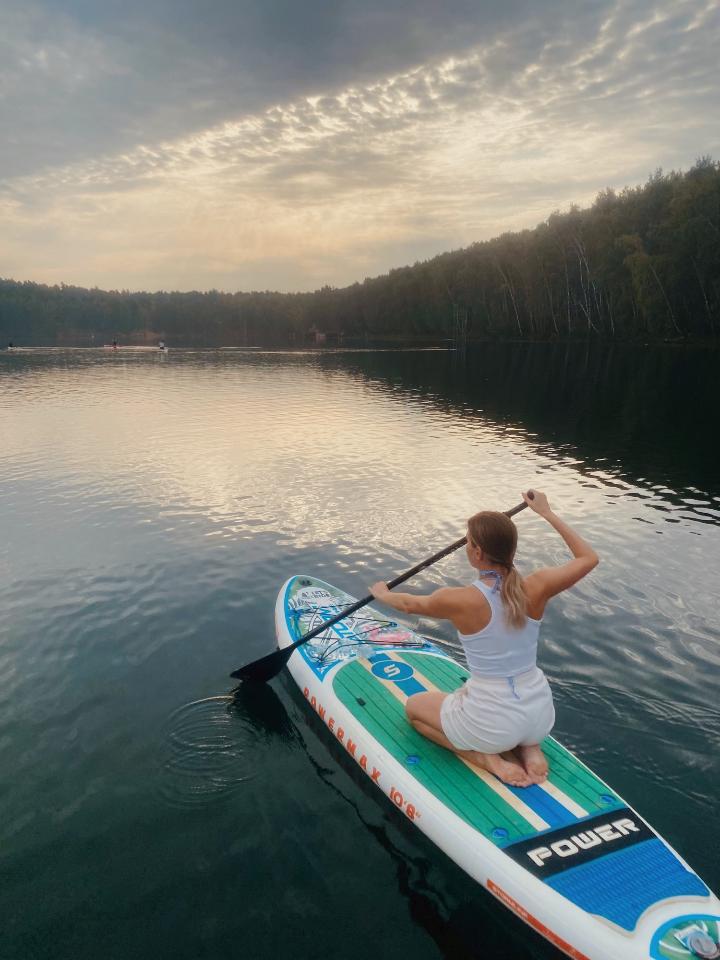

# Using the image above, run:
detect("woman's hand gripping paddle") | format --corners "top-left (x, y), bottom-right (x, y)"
top-left (230, 498), bottom-right (531, 683)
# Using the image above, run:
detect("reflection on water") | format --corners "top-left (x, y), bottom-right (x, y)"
top-left (1, 344), bottom-right (718, 960)
top-left (327, 342), bottom-right (720, 506)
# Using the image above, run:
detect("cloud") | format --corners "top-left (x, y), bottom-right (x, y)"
top-left (1, 0), bottom-right (718, 291)
top-left (1, 0), bottom-right (572, 178)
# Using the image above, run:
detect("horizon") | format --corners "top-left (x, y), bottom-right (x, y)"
top-left (1, 0), bottom-right (719, 294)
top-left (0, 160), bottom-right (711, 299)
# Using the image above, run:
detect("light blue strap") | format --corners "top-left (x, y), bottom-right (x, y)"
top-left (476, 569), bottom-right (503, 594)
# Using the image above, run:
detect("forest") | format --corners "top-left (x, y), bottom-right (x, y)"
top-left (1, 159), bottom-right (718, 347)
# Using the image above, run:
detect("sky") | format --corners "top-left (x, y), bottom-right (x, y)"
top-left (1, 0), bottom-right (718, 293)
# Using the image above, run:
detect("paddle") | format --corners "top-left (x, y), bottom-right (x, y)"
top-left (230, 497), bottom-right (532, 683)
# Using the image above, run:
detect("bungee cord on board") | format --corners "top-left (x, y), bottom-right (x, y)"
top-left (289, 604), bottom-right (428, 667)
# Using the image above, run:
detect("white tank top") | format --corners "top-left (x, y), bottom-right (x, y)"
top-left (457, 578), bottom-right (541, 679)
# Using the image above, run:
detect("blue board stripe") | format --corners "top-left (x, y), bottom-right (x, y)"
top-left (505, 783), bottom-right (575, 828)
top-left (396, 676), bottom-right (427, 696)
top-left (502, 802), bottom-right (629, 847)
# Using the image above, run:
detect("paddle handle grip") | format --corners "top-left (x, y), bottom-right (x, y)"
top-left (288, 497), bottom-right (530, 651)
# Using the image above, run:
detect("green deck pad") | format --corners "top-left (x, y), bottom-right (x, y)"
top-left (539, 738), bottom-right (620, 814)
top-left (333, 659), bottom-right (542, 842)
top-left (395, 651), bottom-right (620, 816)
top-left (400, 650), bottom-right (470, 691)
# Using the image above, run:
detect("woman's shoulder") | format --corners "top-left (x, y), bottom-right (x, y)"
top-left (521, 571), bottom-right (548, 620)
top-left (439, 584), bottom-right (486, 607)
top-left (521, 570), bottom-right (543, 596)
top-left (452, 583), bottom-right (492, 634)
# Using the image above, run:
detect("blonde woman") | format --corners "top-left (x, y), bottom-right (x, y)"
top-left (370, 490), bottom-right (598, 788)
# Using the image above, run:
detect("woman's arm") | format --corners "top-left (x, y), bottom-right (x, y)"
top-left (522, 490), bottom-right (599, 603)
top-left (369, 583), bottom-right (465, 620)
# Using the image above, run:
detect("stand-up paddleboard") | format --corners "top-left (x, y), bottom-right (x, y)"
top-left (277, 575), bottom-right (720, 960)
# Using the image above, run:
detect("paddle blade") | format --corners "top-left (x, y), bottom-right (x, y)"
top-left (229, 644), bottom-right (293, 683)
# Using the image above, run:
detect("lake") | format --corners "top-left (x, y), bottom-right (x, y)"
top-left (1, 343), bottom-right (718, 959)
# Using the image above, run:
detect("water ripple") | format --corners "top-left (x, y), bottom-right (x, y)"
top-left (158, 696), bottom-right (255, 808)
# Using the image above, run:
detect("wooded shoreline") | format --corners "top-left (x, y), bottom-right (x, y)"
top-left (2, 160), bottom-right (718, 348)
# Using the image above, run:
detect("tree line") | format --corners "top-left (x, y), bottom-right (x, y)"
top-left (1, 158), bottom-right (718, 347)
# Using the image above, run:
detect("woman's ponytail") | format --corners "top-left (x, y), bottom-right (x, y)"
top-left (500, 566), bottom-right (527, 629)
top-left (468, 510), bottom-right (527, 628)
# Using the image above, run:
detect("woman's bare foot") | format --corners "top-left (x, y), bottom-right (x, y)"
top-left (516, 744), bottom-right (549, 784)
top-left (465, 750), bottom-right (532, 787)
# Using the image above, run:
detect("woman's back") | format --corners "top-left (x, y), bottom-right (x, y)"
top-left (458, 578), bottom-right (541, 678)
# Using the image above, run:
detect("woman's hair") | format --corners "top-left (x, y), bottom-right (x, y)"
top-left (467, 511), bottom-right (527, 628)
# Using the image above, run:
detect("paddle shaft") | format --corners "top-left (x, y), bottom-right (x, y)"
top-left (230, 496), bottom-right (532, 681)
top-left (283, 499), bottom-right (529, 654)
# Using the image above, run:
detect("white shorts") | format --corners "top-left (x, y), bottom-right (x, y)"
top-left (439, 666), bottom-right (555, 754)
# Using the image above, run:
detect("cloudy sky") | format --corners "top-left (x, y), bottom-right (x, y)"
top-left (1, 0), bottom-right (718, 293)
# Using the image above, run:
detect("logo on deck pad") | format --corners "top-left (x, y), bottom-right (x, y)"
top-left (371, 660), bottom-right (415, 682)
top-left (504, 808), bottom-right (654, 877)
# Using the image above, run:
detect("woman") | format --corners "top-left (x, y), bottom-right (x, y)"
top-left (370, 490), bottom-right (598, 788)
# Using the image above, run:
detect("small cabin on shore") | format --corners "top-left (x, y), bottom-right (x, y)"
top-left (306, 326), bottom-right (344, 345)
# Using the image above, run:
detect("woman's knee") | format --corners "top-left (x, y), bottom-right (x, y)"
top-left (405, 696), bottom-right (420, 723)
top-left (405, 691), bottom-right (443, 726)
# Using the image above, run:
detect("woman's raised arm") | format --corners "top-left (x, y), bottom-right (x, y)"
top-left (522, 490), bottom-right (599, 602)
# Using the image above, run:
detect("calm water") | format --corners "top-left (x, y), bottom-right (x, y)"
top-left (1, 344), bottom-right (719, 960)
